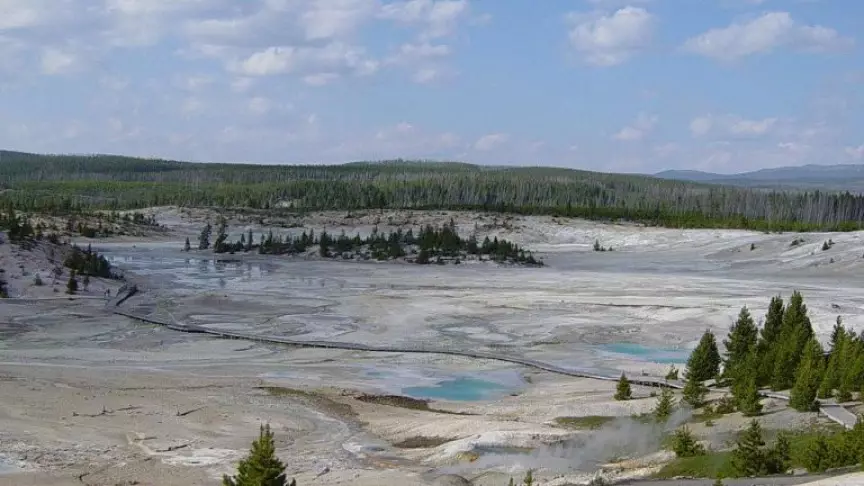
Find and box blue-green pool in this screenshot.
[601,343,689,364]
[403,377,514,401]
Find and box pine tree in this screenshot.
[790,337,825,412]
[732,350,763,416]
[665,365,679,381]
[654,388,675,421]
[686,331,721,382]
[223,424,292,486]
[731,420,766,477]
[184,237,191,252]
[820,323,847,399]
[198,223,212,250]
[771,292,814,391]
[724,306,758,379]
[614,373,632,401]
[682,371,708,408]
[756,295,785,386]
[671,426,705,457]
[522,470,534,486]
[66,270,78,295]
[765,432,791,474]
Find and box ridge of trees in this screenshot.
[3,151,864,231]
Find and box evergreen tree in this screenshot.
[724,306,758,378]
[654,388,675,421]
[771,292,814,391]
[820,323,847,399]
[246,229,254,252]
[614,373,632,401]
[223,424,292,486]
[682,371,708,408]
[790,337,825,412]
[671,426,705,457]
[801,435,832,473]
[686,331,721,382]
[732,350,763,416]
[198,223,212,250]
[184,237,191,252]
[66,270,79,295]
[665,365,679,381]
[765,432,791,474]
[829,316,845,353]
[731,420,766,477]
[0,275,8,298]
[214,217,229,252]
[756,296,785,386]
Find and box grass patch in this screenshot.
[258,386,356,419]
[655,451,735,479]
[394,436,457,449]
[554,416,617,430]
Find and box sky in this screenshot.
[0,0,862,174]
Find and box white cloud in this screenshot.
[613,113,658,141]
[231,43,378,78]
[474,133,508,151]
[248,96,272,115]
[380,0,469,39]
[567,7,654,66]
[847,145,864,160]
[683,12,854,61]
[689,114,778,137]
[40,47,78,74]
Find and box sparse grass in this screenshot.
[393,436,456,449]
[355,394,473,415]
[554,416,617,430]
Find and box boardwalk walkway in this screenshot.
[109,287,858,428]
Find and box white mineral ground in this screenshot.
[1,208,863,485]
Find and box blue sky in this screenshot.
[0,0,862,174]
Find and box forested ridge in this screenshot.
[3,150,864,231]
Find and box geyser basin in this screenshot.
[599,343,688,364]
[403,377,517,402]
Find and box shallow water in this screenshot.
[599,343,689,364]
[403,377,517,401]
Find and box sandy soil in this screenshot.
[2,208,864,485]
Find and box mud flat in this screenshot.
[2,209,864,485]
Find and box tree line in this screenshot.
[3,151,864,231]
[192,218,541,265]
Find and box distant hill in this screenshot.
[3,149,864,231]
[655,165,864,192]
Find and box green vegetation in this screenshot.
[553,416,616,430]
[64,244,115,278]
[66,270,78,295]
[687,331,721,382]
[789,338,825,412]
[671,426,706,457]
[614,373,632,401]
[654,388,675,421]
[665,365,679,381]
[3,150,864,231]
[223,423,294,486]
